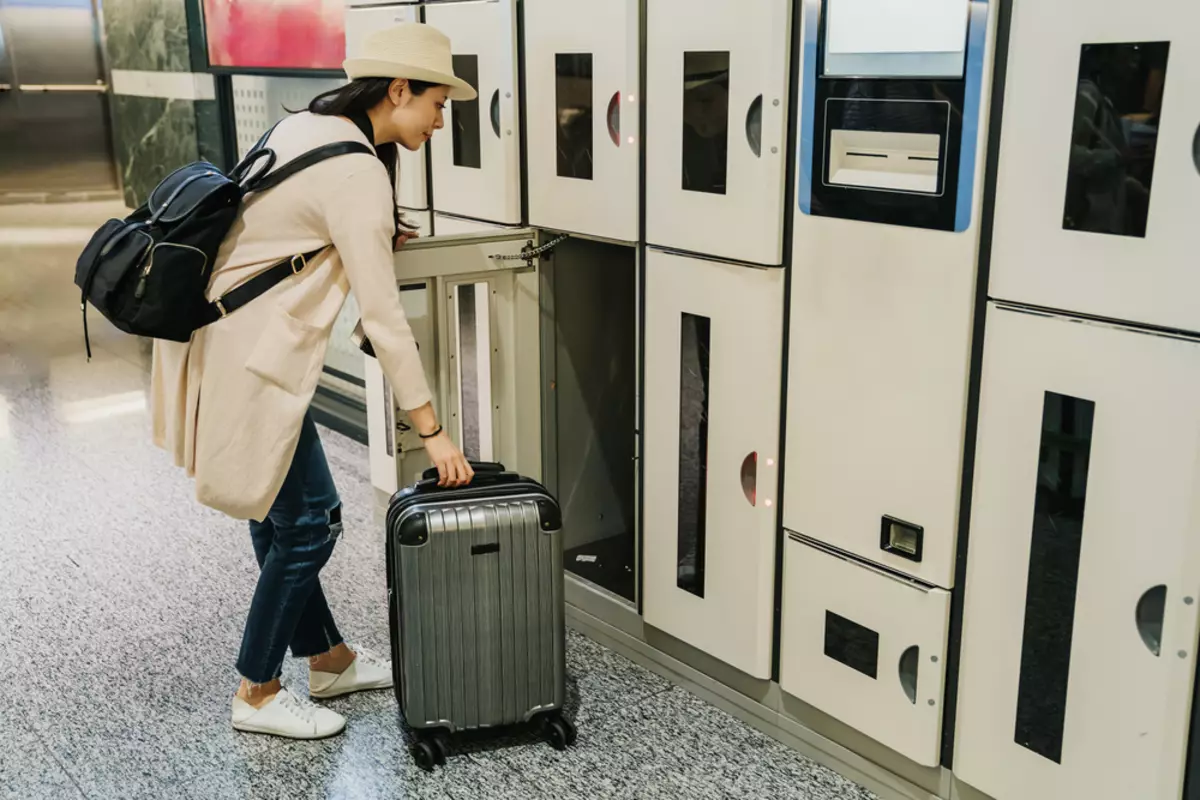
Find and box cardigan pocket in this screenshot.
[244,309,325,395]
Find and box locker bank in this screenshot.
[340,0,1200,798]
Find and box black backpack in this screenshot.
[73,124,373,357]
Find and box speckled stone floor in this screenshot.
[0,202,879,799]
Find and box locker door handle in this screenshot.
[489,90,501,138]
[745,95,764,158]
[1191,123,1199,175]
[607,91,621,146]
[740,452,757,506]
[1136,584,1167,656]
[0,83,12,92]
[899,645,919,704]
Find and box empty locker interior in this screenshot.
[541,238,639,603]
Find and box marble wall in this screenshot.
[100,0,223,208]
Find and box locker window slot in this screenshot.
[682,51,730,195]
[1014,391,1096,764]
[1062,42,1170,239]
[824,611,879,679]
[454,283,493,463]
[451,55,482,169]
[556,53,594,180]
[677,313,711,598]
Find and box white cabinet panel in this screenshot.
[426,0,521,225]
[642,250,785,678]
[524,0,639,241]
[431,213,510,238]
[646,0,792,265]
[344,4,428,209]
[365,282,437,496]
[780,536,950,766]
[955,305,1200,800]
[988,0,1200,332]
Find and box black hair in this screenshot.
[304,77,439,235]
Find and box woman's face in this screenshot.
[380,79,450,151]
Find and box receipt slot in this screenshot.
[798,0,987,231]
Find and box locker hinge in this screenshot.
[489,234,570,270]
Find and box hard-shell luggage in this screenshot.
[385,462,577,770]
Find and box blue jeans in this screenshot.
[237,413,345,684]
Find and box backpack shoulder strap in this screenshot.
[246,141,376,194]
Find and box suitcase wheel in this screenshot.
[539,713,577,752]
[411,738,444,772]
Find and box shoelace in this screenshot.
[278,692,321,724]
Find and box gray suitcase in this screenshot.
[386,462,576,770]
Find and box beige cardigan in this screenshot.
[151,112,431,521]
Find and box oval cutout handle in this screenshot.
[899,645,919,704]
[745,94,763,157]
[1192,122,1199,175]
[740,452,757,507]
[1136,584,1167,656]
[490,90,501,138]
[607,91,621,146]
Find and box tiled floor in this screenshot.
[0,203,879,799]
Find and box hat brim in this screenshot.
[342,59,478,102]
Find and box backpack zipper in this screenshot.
[133,242,210,300]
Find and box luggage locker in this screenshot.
[954,305,1200,800]
[523,0,640,241]
[431,213,512,237]
[366,231,544,499]
[642,250,785,678]
[344,3,429,211]
[425,0,522,225]
[779,535,951,767]
[986,0,1200,333]
[386,464,576,769]
[784,0,996,589]
[645,0,793,266]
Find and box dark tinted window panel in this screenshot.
[1063,42,1170,238]
[1014,392,1096,764]
[682,51,730,195]
[452,55,482,169]
[824,611,879,679]
[456,284,481,460]
[556,53,594,180]
[677,313,711,597]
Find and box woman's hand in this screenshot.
[394,229,420,251]
[424,430,474,488]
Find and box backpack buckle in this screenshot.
[216,299,228,318]
[291,254,306,275]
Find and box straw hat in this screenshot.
[343,23,478,102]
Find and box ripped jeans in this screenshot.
[237,412,345,684]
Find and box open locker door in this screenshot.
[365,230,543,498]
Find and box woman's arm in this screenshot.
[322,163,473,487]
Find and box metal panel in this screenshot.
[0,0,116,193]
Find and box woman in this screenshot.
[150,23,475,740]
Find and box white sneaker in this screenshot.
[232,688,347,740]
[310,648,394,699]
